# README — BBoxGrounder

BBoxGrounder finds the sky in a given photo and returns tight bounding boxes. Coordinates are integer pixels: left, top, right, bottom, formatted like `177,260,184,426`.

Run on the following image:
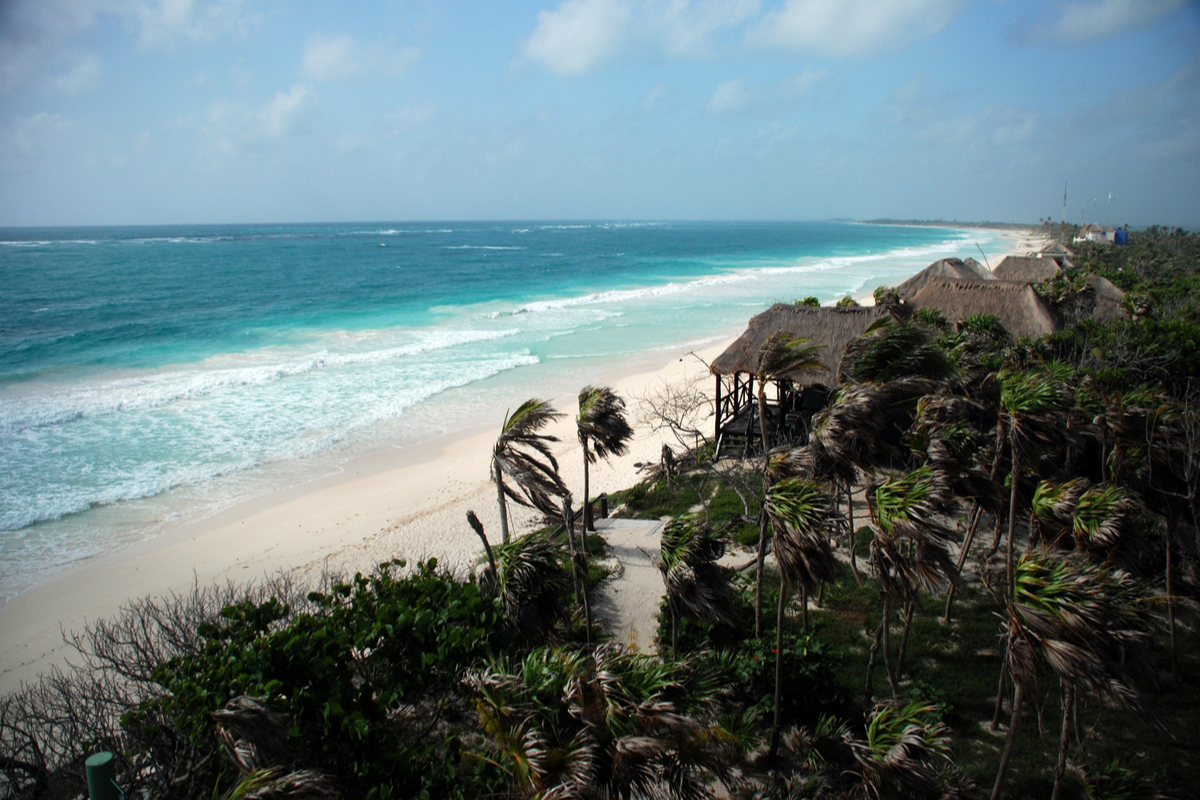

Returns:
0,0,1197,227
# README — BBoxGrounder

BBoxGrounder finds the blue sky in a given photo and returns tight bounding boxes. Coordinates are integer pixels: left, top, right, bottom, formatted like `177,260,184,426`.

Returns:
1,0,1197,227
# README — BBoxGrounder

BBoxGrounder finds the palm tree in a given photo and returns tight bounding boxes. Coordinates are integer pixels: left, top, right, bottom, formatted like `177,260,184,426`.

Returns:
991,550,1158,800
763,476,840,753
464,644,734,800
492,528,571,642
838,316,958,385
750,334,825,638
577,386,634,535
492,399,569,543
657,515,737,654
863,466,962,698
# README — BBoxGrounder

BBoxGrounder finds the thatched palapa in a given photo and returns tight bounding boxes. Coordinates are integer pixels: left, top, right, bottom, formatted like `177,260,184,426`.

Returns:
709,303,896,456
710,303,894,386
1088,274,1128,322
993,254,1062,284
908,278,1059,339
895,257,994,302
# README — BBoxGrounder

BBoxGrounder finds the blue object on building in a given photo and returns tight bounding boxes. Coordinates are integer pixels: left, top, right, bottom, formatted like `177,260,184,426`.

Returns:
1114,229,1128,245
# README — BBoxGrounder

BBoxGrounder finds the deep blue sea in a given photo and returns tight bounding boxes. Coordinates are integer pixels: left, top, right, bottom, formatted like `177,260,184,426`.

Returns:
0,221,1004,599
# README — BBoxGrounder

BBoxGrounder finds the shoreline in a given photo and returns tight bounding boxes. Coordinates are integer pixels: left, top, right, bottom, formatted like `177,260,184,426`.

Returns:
0,228,1046,693
0,338,733,693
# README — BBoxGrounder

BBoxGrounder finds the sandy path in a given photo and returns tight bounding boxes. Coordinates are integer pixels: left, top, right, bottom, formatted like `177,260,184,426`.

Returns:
592,518,666,653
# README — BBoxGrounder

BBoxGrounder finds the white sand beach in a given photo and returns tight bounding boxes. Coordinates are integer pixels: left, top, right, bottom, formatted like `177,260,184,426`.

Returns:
0,230,1047,694
0,340,730,693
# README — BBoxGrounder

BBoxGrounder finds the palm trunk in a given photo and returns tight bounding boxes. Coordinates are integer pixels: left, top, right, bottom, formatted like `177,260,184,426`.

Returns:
466,511,498,579
1051,682,1073,800
991,639,1010,731
562,499,581,608
881,594,899,697
755,513,769,639
1007,446,1020,607
895,600,916,678
944,503,983,623
990,682,1025,800
771,581,787,756
846,480,862,585
865,612,885,701
495,469,511,544
757,384,772,454
1167,516,1177,681
801,587,809,632
582,439,593,538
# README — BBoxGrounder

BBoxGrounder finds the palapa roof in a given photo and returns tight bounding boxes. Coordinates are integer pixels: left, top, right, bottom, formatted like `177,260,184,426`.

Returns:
908,278,1060,339
710,303,895,387
1040,241,1074,257
993,255,1061,284
896,257,994,302
1088,274,1128,322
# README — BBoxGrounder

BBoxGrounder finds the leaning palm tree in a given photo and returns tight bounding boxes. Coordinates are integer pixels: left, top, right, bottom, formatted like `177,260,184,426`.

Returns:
991,551,1159,800
492,399,569,543
489,527,571,642
864,465,962,698
763,476,840,753
577,386,634,534
657,515,737,654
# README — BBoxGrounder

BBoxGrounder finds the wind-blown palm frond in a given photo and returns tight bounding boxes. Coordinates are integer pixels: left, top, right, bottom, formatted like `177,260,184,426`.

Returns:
1008,551,1159,722
907,394,1002,513
658,516,737,628
764,478,840,593
754,333,825,452
866,466,962,597
465,644,732,800
1031,478,1089,547
844,699,970,799
839,317,958,384
492,530,570,641
578,386,634,462
1073,483,1149,570
493,399,569,540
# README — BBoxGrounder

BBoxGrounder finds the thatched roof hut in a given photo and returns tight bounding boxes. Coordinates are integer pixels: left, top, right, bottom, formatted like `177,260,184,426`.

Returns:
1088,275,1128,322
993,255,1061,284
710,303,894,388
896,257,994,301
908,279,1059,339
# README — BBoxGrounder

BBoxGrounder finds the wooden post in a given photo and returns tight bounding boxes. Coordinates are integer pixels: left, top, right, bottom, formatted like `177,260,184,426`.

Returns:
714,375,722,445
599,493,608,519
86,752,120,800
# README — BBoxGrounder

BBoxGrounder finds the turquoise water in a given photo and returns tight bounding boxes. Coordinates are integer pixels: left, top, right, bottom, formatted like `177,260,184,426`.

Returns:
0,221,1000,598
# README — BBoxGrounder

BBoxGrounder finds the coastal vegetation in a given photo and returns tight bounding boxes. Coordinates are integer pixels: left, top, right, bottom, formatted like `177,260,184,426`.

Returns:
3,229,1199,799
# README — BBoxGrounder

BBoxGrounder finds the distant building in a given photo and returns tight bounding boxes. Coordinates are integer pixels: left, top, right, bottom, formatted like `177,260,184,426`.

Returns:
1073,223,1122,245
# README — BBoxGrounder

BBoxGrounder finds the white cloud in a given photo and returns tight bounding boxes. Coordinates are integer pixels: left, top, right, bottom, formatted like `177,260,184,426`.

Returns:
706,78,750,114
780,67,826,97
0,0,258,92
1040,0,1186,44
49,53,102,95
749,0,963,57
134,0,257,48
206,83,316,152
520,0,762,73
300,32,419,83
652,0,760,55
522,0,632,75
11,112,74,154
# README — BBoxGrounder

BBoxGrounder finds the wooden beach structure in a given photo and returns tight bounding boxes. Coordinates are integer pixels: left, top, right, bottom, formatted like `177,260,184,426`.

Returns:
709,303,895,457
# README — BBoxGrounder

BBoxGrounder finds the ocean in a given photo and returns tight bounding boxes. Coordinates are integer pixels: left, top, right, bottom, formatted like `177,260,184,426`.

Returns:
0,220,1005,600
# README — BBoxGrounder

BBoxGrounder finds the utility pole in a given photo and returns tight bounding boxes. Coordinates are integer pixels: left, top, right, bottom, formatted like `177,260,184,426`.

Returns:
1061,181,1067,243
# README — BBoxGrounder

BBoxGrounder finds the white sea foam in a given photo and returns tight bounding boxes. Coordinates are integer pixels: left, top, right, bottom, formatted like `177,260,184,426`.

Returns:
0,328,520,435
443,245,525,251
